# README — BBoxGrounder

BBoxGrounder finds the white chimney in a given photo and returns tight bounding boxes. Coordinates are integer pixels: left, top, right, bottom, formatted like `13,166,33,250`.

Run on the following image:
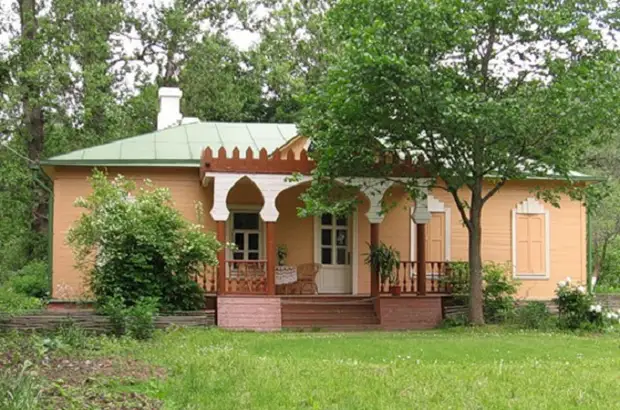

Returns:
157,87,183,130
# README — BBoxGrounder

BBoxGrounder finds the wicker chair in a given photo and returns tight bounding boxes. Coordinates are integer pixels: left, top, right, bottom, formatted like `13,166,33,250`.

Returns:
295,263,321,294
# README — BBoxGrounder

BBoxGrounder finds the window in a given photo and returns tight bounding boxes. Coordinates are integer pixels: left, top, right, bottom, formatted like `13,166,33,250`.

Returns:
512,198,550,279
231,212,261,261
320,213,349,265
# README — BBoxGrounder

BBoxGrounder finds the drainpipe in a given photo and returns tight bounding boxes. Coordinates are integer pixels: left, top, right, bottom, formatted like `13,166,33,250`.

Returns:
30,165,54,297
587,205,593,293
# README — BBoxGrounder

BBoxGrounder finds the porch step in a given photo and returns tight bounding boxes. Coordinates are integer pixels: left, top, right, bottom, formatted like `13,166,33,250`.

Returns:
281,296,379,330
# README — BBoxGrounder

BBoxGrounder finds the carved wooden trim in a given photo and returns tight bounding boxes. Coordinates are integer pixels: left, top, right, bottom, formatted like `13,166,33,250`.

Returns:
200,146,428,180
200,147,315,179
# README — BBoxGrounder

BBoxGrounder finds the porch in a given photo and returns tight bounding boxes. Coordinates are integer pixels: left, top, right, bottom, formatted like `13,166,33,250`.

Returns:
198,146,457,330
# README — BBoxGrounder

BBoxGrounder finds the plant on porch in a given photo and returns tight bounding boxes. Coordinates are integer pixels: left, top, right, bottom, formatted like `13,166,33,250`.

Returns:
299,0,620,323
364,242,401,295
67,171,221,311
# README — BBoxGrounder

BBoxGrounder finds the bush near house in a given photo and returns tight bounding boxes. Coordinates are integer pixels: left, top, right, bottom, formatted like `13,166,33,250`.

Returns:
444,262,519,324
67,171,221,313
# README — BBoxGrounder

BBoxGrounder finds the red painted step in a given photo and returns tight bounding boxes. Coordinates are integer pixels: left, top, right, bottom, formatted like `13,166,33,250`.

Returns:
281,297,379,330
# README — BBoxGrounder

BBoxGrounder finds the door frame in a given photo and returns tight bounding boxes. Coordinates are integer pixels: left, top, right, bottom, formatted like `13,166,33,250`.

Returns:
225,205,265,276
313,210,358,294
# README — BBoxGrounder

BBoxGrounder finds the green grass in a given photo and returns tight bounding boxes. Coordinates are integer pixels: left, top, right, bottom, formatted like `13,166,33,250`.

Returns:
98,327,620,409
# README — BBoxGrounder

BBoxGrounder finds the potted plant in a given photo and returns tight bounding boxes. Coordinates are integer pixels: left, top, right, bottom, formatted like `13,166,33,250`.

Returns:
277,245,288,266
364,242,401,296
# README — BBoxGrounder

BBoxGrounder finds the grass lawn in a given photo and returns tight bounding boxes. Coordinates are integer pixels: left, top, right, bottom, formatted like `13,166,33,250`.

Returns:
3,327,620,409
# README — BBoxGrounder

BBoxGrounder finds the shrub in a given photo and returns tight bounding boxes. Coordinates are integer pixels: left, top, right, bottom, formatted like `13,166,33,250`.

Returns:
56,319,91,349
7,261,48,299
67,171,221,312
100,294,129,336
442,262,518,323
514,301,553,330
555,279,604,330
483,263,519,323
100,294,159,340
126,297,159,340
0,286,44,314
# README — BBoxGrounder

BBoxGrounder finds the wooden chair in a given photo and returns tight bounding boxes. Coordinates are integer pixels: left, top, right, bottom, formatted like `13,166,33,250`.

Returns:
295,263,321,294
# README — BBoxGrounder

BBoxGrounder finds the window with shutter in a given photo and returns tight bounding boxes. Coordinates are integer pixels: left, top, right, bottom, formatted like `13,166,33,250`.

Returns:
512,198,550,279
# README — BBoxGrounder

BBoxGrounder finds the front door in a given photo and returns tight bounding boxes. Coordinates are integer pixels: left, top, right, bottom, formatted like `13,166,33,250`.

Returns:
316,213,352,293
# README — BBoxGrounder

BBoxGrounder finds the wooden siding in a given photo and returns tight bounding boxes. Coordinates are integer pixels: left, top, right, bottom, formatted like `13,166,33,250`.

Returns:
51,167,212,299
51,166,586,301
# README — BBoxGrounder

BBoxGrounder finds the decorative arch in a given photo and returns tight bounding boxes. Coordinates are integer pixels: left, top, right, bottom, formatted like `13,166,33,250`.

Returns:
207,172,312,222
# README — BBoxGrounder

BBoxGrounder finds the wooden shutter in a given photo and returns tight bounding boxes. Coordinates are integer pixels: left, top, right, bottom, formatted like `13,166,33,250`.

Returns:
426,212,445,262
516,214,546,275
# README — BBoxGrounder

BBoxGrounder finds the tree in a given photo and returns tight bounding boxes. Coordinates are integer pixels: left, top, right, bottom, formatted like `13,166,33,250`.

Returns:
181,34,263,121
251,0,333,122
585,136,620,288
300,0,620,324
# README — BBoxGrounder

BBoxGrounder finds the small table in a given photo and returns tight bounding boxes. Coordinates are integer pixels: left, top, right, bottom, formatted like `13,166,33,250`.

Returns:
276,266,298,294
276,265,298,285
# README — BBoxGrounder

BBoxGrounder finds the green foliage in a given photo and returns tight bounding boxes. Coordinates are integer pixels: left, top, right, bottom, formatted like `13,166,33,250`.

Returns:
0,362,42,410
483,263,519,324
126,297,159,341
0,286,45,314
442,262,518,323
100,294,159,340
181,35,263,122
55,319,91,350
364,242,400,285
100,294,128,337
555,280,603,330
277,245,288,266
6,261,48,299
299,0,620,324
100,295,157,339
514,302,554,330
68,171,220,312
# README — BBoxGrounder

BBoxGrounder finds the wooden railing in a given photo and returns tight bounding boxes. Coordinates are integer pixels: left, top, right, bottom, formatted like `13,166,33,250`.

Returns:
194,261,268,294
380,261,460,295
223,260,268,294
194,264,217,294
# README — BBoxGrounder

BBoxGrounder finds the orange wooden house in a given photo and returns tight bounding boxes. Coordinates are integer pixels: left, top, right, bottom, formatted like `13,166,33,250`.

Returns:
41,87,593,330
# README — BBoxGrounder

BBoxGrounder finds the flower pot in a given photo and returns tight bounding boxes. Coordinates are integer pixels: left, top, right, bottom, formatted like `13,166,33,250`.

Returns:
390,285,401,296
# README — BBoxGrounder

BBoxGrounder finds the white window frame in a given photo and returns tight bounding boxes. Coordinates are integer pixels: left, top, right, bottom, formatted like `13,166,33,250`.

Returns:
512,198,550,280
410,194,452,262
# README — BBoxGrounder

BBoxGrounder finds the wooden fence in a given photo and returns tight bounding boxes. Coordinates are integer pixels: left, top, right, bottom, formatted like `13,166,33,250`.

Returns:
0,310,215,332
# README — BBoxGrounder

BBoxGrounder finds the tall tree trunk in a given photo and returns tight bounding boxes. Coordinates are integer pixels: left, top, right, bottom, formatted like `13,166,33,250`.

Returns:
468,182,485,325
19,0,48,240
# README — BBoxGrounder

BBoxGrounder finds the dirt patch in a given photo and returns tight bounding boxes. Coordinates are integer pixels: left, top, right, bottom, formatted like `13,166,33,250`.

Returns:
39,356,166,385
37,356,166,409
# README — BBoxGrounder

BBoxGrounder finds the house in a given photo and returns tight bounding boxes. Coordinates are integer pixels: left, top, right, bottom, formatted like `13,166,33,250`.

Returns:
40,87,592,330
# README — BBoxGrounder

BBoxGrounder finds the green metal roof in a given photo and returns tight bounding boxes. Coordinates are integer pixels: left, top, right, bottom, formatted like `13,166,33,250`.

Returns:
41,122,299,167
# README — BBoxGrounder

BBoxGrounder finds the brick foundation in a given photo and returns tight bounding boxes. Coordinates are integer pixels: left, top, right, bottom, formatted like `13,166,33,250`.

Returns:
217,296,281,331
378,296,443,330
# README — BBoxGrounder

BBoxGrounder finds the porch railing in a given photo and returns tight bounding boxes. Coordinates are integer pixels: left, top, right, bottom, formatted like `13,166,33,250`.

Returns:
224,260,268,294
194,260,268,294
379,261,461,295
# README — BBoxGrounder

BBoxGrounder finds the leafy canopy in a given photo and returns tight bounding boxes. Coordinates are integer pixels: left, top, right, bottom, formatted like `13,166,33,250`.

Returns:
301,0,620,217
300,0,620,324
67,171,220,311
